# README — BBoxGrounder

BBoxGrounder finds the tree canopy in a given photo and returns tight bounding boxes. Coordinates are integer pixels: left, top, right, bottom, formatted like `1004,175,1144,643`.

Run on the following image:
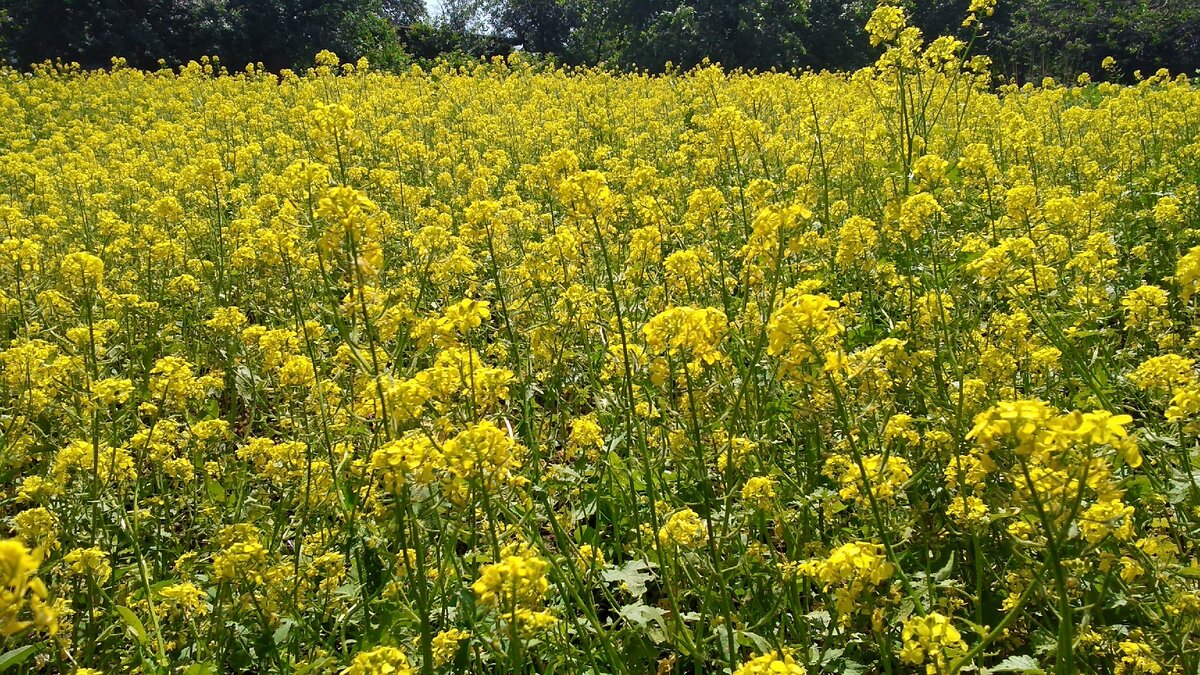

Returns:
1,0,1197,79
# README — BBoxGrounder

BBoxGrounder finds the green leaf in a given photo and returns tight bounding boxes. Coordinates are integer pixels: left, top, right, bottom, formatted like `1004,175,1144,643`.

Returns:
205,478,226,504
601,559,656,599
116,605,149,644
989,654,1044,673
1176,564,1200,579
273,619,293,645
617,601,667,627
736,630,771,654
619,602,670,643
181,664,217,675
934,551,956,582
0,645,39,672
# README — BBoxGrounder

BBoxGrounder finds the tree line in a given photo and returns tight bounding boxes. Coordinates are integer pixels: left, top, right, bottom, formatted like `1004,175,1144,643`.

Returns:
2,0,1198,80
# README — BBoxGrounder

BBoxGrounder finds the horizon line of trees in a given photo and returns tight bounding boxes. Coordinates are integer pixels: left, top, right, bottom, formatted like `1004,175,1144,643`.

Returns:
2,0,1198,81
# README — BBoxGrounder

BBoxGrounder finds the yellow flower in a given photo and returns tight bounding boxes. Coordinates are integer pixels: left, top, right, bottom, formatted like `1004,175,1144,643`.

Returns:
59,251,105,292
432,628,470,667
741,476,778,510
158,582,209,618
370,432,443,490
441,420,525,488
866,4,907,46
63,547,112,583
0,539,56,637
733,649,806,675
472,546,550,608
767,293,843,376
899,613,966,673
657,508,709,549
797,541,893,618
341,646,413,675
642,306,728,366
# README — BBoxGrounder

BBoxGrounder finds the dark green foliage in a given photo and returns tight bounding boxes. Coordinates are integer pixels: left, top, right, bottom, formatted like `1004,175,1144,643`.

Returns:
0,0,411,71
403,22,514,63
1,0,1197,78
495,0,580,56
564,0,813,71
220,0,390,71
380,0,427,26
986,0,1200,80
0,0,218,69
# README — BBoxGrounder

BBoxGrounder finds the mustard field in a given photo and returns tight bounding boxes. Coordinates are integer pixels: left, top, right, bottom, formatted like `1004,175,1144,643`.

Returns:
2,6,1200,674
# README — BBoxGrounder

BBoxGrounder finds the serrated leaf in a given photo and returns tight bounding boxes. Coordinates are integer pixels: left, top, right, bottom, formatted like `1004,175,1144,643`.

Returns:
820,647,845,665
990,654,1043,673
601,559,656,598
804,609,831,626
618,602,668,644
617,602,667,627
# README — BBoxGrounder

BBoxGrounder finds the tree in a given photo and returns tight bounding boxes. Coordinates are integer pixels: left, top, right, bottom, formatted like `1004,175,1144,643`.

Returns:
433,0,493,34
0,0,411,71
381,0,427,26
989,0,1200,80
567,0,812,71
494,0,580,55
0,0,217,69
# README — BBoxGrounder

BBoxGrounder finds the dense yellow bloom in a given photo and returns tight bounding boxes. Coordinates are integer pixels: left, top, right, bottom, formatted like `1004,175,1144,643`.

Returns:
967,399,1060,456
836,216,880,270
371,432,442,490
741,476,778,510
1128,354,1195,393
946,494,989,528
1121,285,1170,333
212,539,269,586
658,508,709,548
642,306,728,365
59,251,105,291
767,293,842,375
866,4,907,46
733,649,807,675
899,613,966,673
1177,245,1200,301
0,539,56,637
432,628,470,667
575,544,606,572
472,547,551,609
149,356,218,408
158,582,208,617
1117,641,1162,675
63,547,111,583
341,646,413,675
441,420,524,487
824,453,912,505
797,541,893,617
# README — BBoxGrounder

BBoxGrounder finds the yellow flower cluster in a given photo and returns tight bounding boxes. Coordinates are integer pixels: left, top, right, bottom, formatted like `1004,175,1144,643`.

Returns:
899,613,966,674
733,649,807,675
643,306,728,366
0,540,56,637
796,541,894,617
